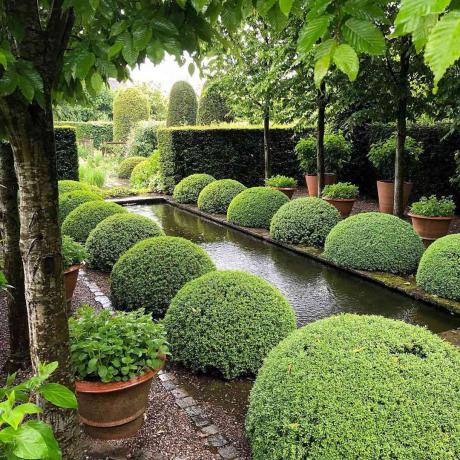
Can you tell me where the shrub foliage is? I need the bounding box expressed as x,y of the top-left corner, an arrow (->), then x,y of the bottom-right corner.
130,151 -> 160,189
164,271 -> 296,379
197,83 -> 231,125
198,179 -> 246,214
166,81 -> 197,127
246,314 -> 460,460
324,212 -> 424,274
55,127 -> 79,180
59,190 -> 103,222
173,173 -> 215,204
126,120 -> 162,157
62,235 -> 87,269
55,121 -> 113,148
117,156 -> 146,179
58,179 -> 98,195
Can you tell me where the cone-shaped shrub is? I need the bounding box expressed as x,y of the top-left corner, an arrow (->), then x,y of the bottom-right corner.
173,173 -> 215,204
270,197 -> 341,247
324,212 -> 424,274
59,190 -> 103,223
164,271 -> 296,379
117,156 -> 146,179
86,213 -> 164,271
416,234 -> 460,301
166,81 -> 197,127
246,314 -> 460,460
197,83 -> 232,125
111,236 -> 215,318
197,179 -> 246,214
227,187 -> 289,229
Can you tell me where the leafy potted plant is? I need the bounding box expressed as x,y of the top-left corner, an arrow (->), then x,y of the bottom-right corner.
295,133 -> 351,197
62,235 -> 87,307
70,306 -> 168,440
368,135 -> 422,214
408,195 -> 456,244
322,182 -> 359,218
265,175 -> 297,199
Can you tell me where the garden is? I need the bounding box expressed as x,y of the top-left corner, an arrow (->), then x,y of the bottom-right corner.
1,1 -> 460,459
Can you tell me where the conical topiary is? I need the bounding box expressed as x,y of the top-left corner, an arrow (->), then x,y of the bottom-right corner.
166,81 -> 197,127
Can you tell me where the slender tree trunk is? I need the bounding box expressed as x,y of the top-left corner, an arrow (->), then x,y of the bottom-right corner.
0,143 -> 30,372
0,96 -> 81,459
263,102 -> 271,180
317,81 -> 327,195
393,37 -> 410,217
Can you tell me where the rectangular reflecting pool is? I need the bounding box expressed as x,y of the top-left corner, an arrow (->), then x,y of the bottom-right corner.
128,203 -> 460,333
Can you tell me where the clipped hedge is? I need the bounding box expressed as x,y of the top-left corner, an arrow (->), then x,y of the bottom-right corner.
118,156 -> 146,179
62,201 -> 127,243
164,270 -> 296,379
55,121 -> 113,148
111,236 -> 215,318
246,314 -> 460,460
173,173 -> 215,204
86,213 -> 164,271
55,127 -> 79,180
324,212 -> 424,274
130,151 -> 160,189
227,187 -> 289,229
166,81 -> 197,127
416,234 -> 460,301
58,180 -> 98,195
59,190 -> 103,223
198,179 -> 246,214
197,83 -> 232,125
270,197 -> 341,247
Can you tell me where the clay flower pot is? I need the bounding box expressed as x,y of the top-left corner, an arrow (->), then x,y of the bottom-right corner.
408,213 -> 454,246
305,173 -> 336,197
64,264 -> 81,307
323,198 -> 356,218
376,180 -> 413,214
76,360 -> 165,440
270,186 -> 297,199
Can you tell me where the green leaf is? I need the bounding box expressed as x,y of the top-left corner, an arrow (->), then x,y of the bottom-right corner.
108,42 -> 123,58
12,425 -> 48,459
313,39 -> 336,87
133,27 -> 153,51
110,20 -> 128,37
146,40 -> 165,64
0,69 -> 18,96
342,18 -> 385,55
17,75 -> 34,102
188,62 -> 195,76
25,421 -> 61,460
298,16 -> 330,55
396,0 -> 451,26
0,49 -> 8,69
333,43 -> 359,81
120,32 -> 139,66
90,72 -> 103,92
151,17 -> 178,35
412,14 -> 438,52
425,10 -> 460,92
74,49 -> 96,80
279,0 -> 294,15
39,383 -> 77,409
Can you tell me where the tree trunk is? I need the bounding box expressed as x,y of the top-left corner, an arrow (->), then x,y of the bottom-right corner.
263,103 -> 271,180
0,142 -> 30,372
0,97 -> 81,459
393,37 -> 410,217
316,81 -> 327,195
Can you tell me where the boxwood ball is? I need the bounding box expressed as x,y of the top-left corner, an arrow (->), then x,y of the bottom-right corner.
198,179 -> 247,214
59,190 -> 103,223
173,173 -> 215,204
164,270 -> 296,379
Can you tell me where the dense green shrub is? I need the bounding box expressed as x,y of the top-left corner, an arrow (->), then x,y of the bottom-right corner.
86,213 -> 164,271
117,156 -> 146,179
126,120 -> 162,157
173,173 -> 215,204
166,81 -> 197,127
58,180 -> 98,195
130,151 -> 160,189
113,87 -> 150,141
197,179 -> 246,214
322,181 -> 359,199
197,83 -> 232,125
62,201 -> 127,243
55,121 -> 113,147
164,271 -> 296,379
264,175 -> 297,187
55,127 -> 79,180
227,187 -> 289,229
246,314 -> 460,460
270,198 -> 341,247
62,235 -> 87,269
324,212 -> 424,274
409,195 -> 456,217
102,186 -> 139,198
111,236 -> 215,317
59,190 -> 103,222
416,234 -> 460,301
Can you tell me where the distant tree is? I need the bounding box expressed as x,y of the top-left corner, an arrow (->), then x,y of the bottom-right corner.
197,81 -> 232,124
166,81 -> 197,126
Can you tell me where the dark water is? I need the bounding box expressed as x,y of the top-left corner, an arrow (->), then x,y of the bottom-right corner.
128,203 -> 460,333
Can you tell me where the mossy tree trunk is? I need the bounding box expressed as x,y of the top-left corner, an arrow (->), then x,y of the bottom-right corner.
263,102 -> 271,180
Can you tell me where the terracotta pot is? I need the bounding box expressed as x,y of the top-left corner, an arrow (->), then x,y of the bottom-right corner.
76,361 -> 164,440
64,264 -> 81,307
305,173 -> 336,197
408,213 -> 453,245
270,186 -> 297,199
376,180 -> 413,214
323,198 -> 356,218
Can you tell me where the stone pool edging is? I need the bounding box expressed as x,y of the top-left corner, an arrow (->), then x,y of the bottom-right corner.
108,193 -> 460,317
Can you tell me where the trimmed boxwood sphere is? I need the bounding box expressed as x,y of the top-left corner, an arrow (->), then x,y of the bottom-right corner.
270,197 -> 341,247
117,156 -> 146,179
416,234 -> 460,301
59,190 -> 103,223
173,173 -> 215,204
324,212 -> 424,274
227,187 -> 289,229
198,179 -> 247,214
85,213 -> 164,271
62,201 -> 127,243
111,236 -> 215,318
246,314 -> 460,459
164,271 -> 296,379
58,180 -> 95,195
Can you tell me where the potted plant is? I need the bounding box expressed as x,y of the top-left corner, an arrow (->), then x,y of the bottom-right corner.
265,175 -> 297,199
70,305 -> 168,440
368,135 -> 422,214
295,132 -> 351,197
408,195 -> 456,245
322,182 -> 359,218
62,235 -> 87,307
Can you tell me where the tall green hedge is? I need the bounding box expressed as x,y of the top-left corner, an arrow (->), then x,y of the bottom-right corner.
166,81 -> 197,127
55,121 -> 113,148
197,83 -> 232,125
113,87 -> 150,141
55,127 -> 78,180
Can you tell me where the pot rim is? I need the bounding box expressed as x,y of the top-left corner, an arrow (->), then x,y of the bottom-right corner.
377,179 -> 413,185
270,186 -> 297,191
323,197 -> 356,202
64,263 -> 82,275
305,173 -> 336,177
408,213 -> 455,221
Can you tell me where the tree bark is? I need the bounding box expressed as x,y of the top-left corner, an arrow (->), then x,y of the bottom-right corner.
0,143 -> 30,372
263,102 -> 271,180
393,37 -> 411,217
316,80 -> 327,195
